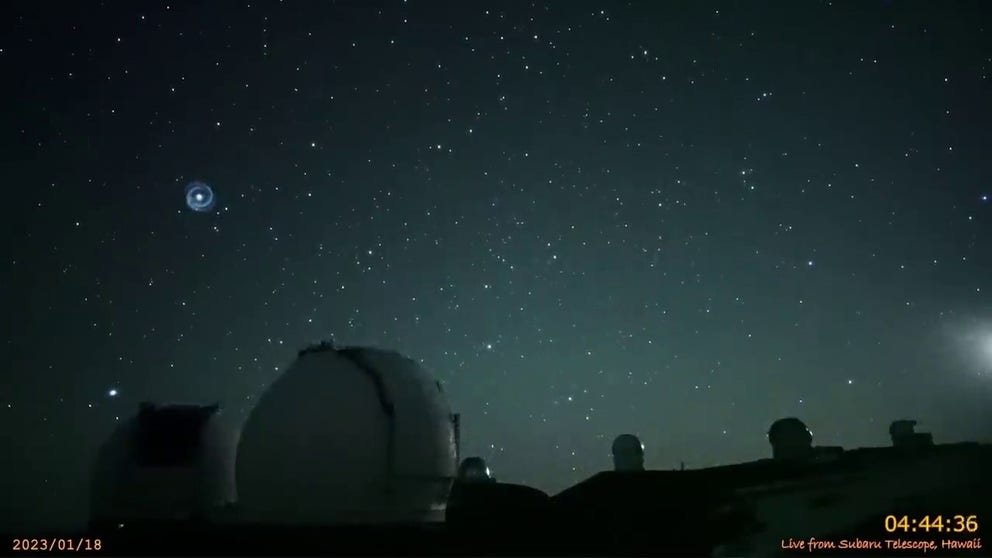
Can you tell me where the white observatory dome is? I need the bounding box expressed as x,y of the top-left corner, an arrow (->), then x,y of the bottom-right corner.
236,342 -> 459,525
89,403 -> 238,527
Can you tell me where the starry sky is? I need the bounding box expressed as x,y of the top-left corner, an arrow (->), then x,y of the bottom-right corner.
2,0 -> 992,531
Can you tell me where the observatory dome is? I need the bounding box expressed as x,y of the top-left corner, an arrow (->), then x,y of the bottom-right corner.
89,403 -> 238,528
611,434 -> 645,472
236,342 -> 458,524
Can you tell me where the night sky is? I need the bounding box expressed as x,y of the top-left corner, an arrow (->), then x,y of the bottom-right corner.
3,0 -> 992,531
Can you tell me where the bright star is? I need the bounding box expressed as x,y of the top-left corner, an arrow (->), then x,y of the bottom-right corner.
107,389 -> 118,397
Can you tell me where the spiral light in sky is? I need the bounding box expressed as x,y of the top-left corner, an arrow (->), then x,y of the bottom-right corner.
185,181 -> 215,213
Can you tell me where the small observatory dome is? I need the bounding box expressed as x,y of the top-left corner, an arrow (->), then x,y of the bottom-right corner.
611,434 -> 645,472
89,402 -> 238,528
768,417 -> 813,460
236,341 -> 458,525
457,456 -> 495,483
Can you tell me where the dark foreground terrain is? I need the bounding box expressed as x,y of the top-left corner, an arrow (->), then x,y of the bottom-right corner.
7,519 -> 987,557
10,443 -> 991,556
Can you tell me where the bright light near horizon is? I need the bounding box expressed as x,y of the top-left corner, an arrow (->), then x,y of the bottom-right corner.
950,322 -> 992,381
983,333 -> 992,362
937,319 -> 992,383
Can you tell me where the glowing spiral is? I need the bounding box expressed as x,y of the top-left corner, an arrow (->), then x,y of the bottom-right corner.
185,181 -> 216,212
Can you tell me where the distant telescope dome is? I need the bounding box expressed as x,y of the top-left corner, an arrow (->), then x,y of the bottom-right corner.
889,419 -> 917,439
611,434 -> 645,472
889,419 -> 933,448
89,403 -> 238,528
768,417 -> 813,460
457,457 -> 494,482
236,342 -> 458,524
